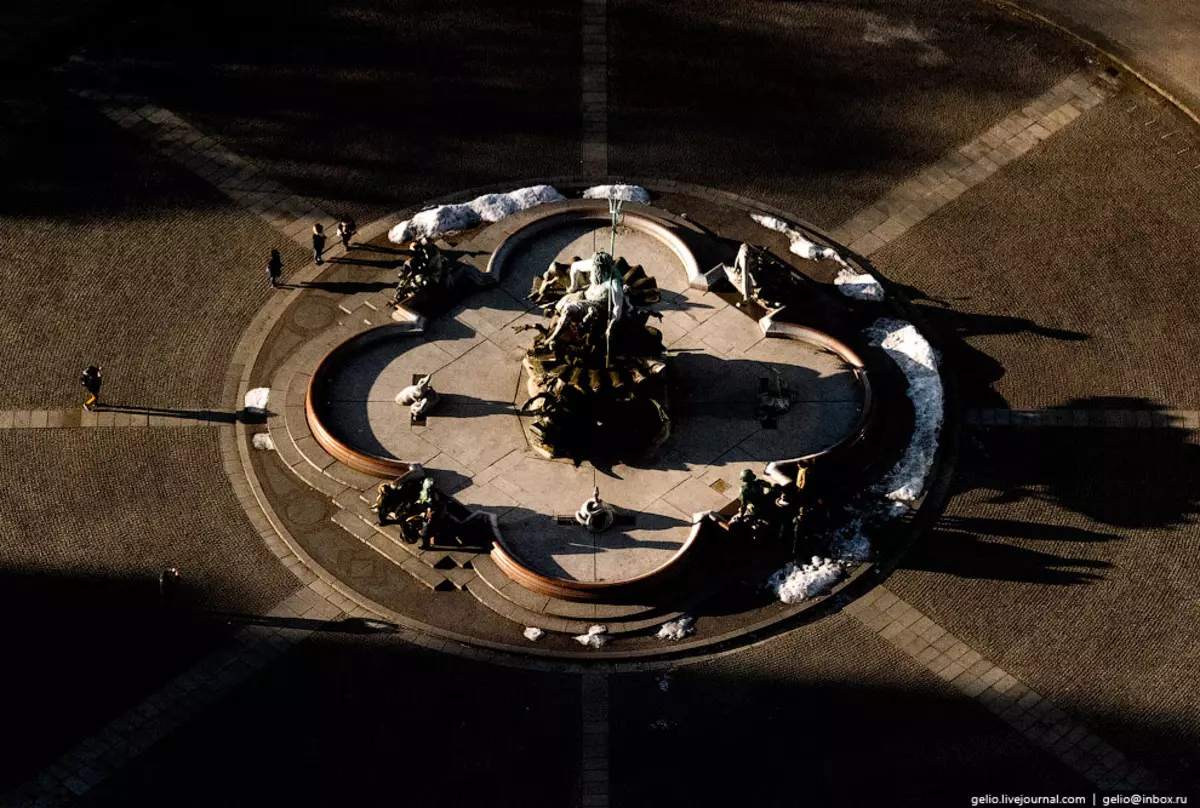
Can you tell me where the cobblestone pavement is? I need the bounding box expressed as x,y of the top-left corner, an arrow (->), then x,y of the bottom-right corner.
70,636 -> 583,808
0,428 -> 297,792
73,0 -> 585,223
0,589 -> 342,808
0,84 -> 309,411
608,0 -> 1086,229
886,422 -> 1200,784
611,613 -> 1094,806
3,0 -> 1200,804
871,86 -> 1200,411
1010,0 -> 1200,117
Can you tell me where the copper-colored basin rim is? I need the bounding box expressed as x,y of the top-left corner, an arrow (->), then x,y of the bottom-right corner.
305,326 -> 420,479
757,317 -> 878,485
304,216 -> 880,602
486,204 -> 703,288
489,517 -> 708,602
489,320 -> 879,601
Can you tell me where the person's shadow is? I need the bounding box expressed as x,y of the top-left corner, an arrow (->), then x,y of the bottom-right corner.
98,403 -> 247,424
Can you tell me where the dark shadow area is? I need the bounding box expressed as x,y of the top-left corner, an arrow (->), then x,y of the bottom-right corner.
3,599 -> 1192,806
610,657 -> 1200,805
905,527 -> 1112,584
99,403 -> 245,424
936,515 -> 1121,543
956,397 -> 1200,530
63,632 -> 585,808
0,568 -> 234,793
900,397 -> 1200,586
852,276 -> 1091,410
607,0 -> 1085,226
298,279 -> 392,295
496,506 -> 688,581
46,0 -> 583,220
352,243 -> 408,257
203,611 -> 399,634
910,300 -> 1089,409
431,394 -> 516,418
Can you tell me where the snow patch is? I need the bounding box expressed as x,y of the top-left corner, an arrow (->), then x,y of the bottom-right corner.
574,624 -> 612,648
582,184 -> 651,204
769,557 -> 845,603
866,318 -> 944,506
834,267 -> 885,301
655,616 -> 695,642
388,185 -> 565,243
749,213 -> 793,235
523,627 -> 546,642
828,514 -> 873,562
863,15 -> 949,67
749,213 -> 853,269
244,387 -> 269,413
251,433 -> 275,452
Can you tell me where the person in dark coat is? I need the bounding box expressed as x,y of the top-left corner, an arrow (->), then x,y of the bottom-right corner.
312,223 -> 327,265
267,249 -> 283,288
81,365 -> 102,410
336,219 -> 355,250
159,567 -> 181,608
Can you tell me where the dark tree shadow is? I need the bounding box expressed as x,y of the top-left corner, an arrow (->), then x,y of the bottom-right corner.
901,396 -> 1200,585
956,397 -> 1200,530
903,527 -> 1111,585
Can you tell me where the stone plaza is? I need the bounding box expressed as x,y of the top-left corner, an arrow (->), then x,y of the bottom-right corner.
2,1 -> 1199,805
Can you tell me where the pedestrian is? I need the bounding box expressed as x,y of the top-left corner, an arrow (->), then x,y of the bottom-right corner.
312,223 -> 326,265
336,219 -> 355,250
80,365 -> 102,411
267,248 -> 283,288
159,567 -> 181,607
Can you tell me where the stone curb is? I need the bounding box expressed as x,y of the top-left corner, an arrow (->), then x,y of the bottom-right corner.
986,0 -> 1200,130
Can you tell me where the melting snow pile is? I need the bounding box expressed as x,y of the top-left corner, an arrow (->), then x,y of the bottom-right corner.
582,184 -> 651,204
769,557 -> 845,603
766,316 -> 943,600
523,627 -> 546,642
834,267 -> 885,301
866,318 -> 944,507
244,387 -> 270,413
750,213 -> 852,268
827,514 -> 872,562
574,625 -> 612,648
251,433 -> 275,452
388,185 -> 565,243
655,616 -> 695,642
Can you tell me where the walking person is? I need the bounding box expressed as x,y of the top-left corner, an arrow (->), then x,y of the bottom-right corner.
312,223 -> 327,265
159,567 -> 182,610
80,365 -> 102,411
336,219 -> 355,251
267,248 -> 283,288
